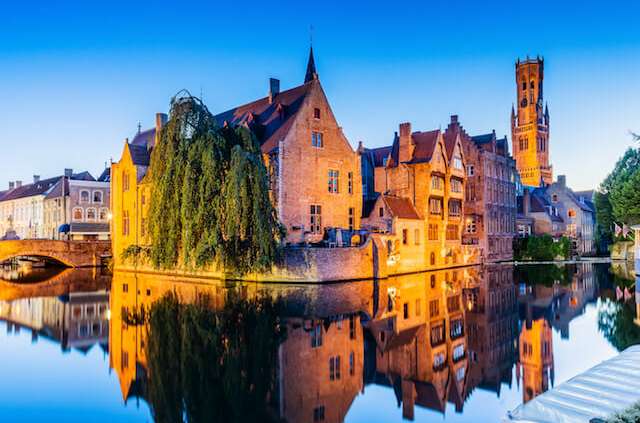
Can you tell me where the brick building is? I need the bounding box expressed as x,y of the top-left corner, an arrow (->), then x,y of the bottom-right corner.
511,57 -> 552,187
361,122 -> 469,270
214,47 -> 362,244
444,116 -> 517,262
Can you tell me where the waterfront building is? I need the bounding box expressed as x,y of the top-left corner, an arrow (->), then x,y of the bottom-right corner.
0,170 -> 107,240
361,122 -> 469,270
111,49 -> 363,267
517,176 -> 595,255
213,48 -> 362,244
511,57 -> 552,187
517,318 -> 554,404
444,115 -> 517,262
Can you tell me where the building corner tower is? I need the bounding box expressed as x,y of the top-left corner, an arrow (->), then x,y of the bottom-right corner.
511,57 -> 552,187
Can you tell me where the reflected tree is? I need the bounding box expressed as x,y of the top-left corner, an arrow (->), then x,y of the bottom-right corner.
598,298 -> 640,352
145,291 -> 286,423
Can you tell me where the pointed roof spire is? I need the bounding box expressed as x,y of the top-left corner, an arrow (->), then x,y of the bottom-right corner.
304,46 -> 318,83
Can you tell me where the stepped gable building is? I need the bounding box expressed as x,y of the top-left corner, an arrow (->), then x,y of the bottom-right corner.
214,47 -> 362,244
511,57 -> 551,187
361,121 -> 469,271
444,115 -> 517,262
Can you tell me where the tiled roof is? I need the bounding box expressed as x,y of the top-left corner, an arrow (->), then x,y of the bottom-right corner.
214,82 -> 314,154
471,133 -> 494,144
369,146 -> 392,167
130,128 -> 156,148
382,195 -> 421,219
409,130 -> 440,164
0,190 -> 8,201
2,172 -> 96,202
97,167 -> 111,182
44,179 -> 68,199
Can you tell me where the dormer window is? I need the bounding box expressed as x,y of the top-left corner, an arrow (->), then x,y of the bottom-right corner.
552,194 -> 558,202
453,156 -> 463,170
314,108 -> 321,119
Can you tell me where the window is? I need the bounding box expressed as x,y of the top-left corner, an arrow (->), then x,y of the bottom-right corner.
453,156 -> 463,170
414,229 -> 420,245
450,178 -> 463,193
328,170 -> 339,193
467,165 -> 474,176
447,296 -> 460,312
430,252 -> 436,266
415,299 -> 421,316
431,175 -> 444,190
93,191 -> 103,203
429,299 -> 439,318
430,274 -> 436,287
80,190 -> 90,203
311,323 -> 323,348
379,207 -> 384,217
86,207 -> 97,221
122,210 -> 129,236
349,352 -> 355,375
314,107 -> 321,119
448,200 -> 461,217
431,324 -> 445,347
348,172 -> 353,194
99,208 -> 109,221
446,224 -> 459,240
429,198 -> 443,216
428,224 -> 438,241
522,81 -> 527,91
72,207 -> 83,221
552,194 -> 558,202
403,302 -> 409,319
450,318 -> 464,339
348,207 -> 355,231
329,356 -> 341,381
465,216 -> 477,233
122,171 -> 130,192
312,131 -> 324,148
568,208 -> 576,218
530,80 -> 535,89
402,229 -> 408,245
313,406 -> 325,422
349,315 -> 356,339
310,205 -> 322,233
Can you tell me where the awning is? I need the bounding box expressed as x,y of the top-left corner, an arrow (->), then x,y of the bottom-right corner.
58,224 -> 70,233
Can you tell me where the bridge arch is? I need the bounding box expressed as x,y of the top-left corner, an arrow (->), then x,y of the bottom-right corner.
0,240 -> 111,268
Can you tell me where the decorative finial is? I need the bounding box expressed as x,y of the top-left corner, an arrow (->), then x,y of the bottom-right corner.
137,122 -> 142,134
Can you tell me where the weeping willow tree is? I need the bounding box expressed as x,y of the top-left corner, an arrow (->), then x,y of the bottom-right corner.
146,92 -> 284,275
145,291 -> 286,423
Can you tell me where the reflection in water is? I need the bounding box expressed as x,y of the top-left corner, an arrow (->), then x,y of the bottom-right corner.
1,262 -> 639,422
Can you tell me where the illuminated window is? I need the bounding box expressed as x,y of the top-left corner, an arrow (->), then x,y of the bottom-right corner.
568,209 -> 576,218
428,224 -> 438,240
429,198 -> 443,216
72,207 -> 83,221
414,229 -> 420,245
328,170 -> 339,193
431,175 -> 444,190
453,157 -> 463,170
86,207 -> 97,221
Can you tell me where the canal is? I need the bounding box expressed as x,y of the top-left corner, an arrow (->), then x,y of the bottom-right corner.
0,262 -> 638,422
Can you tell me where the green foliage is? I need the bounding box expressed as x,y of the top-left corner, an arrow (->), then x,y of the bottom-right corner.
146,93 -> 284,275
144,291 -> 286,423
607,401 -> 640,423
598,298 -> 640,352
513,235 -> 571,261
120,244 -> 150,264
514,263 -> 573,286
594,191 -> 614,254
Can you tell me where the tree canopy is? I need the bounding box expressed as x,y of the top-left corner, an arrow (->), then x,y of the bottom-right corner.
146,93 -> 284,275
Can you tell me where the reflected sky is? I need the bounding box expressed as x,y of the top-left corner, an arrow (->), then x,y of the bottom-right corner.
0,262 -> 637,422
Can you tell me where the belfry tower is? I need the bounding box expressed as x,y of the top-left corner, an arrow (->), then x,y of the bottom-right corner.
511,57 -> 552,186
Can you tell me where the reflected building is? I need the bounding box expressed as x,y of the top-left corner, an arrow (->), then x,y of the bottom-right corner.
517,318 -> 554,403
463,264 -> 518,397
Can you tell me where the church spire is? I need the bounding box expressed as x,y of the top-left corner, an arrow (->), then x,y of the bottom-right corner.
304,46 -> 318,83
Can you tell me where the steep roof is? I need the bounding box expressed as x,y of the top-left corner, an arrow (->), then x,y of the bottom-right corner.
214,82 -> 314,154
97,167 -> 111,182
130,128 -> 156,147
304,46 -> 318,84
128,143 -> 152,166
382,195 -> 421,219
409,130 -> 440,164
368,146 -> 392,167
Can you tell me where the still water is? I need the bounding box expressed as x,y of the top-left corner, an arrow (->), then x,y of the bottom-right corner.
0,262 -> 638,422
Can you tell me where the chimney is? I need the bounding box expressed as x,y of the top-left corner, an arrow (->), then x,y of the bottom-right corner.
16,180 -> 22,188
450,115 -> 459,124
155,113 -> 168,132
8,182 -> 14,190
33,175 -> 40,183
557,175 -> 566,188
268,78 -> 280,104
398,122 -> 413,164
64,168 -> 73,178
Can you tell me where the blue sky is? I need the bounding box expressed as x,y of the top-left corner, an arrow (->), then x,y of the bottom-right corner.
1,0 -> 639,191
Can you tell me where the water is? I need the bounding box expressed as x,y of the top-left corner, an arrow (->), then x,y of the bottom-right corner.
0,262 -> 638,422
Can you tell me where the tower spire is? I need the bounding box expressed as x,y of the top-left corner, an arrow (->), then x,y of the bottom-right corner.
304,45 -> 317,83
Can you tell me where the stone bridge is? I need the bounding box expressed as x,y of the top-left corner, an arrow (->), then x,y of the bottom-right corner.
0,240 -> 111,268
0,268 -> 111,302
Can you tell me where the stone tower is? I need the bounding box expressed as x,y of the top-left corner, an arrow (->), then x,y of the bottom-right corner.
511,57 -> 552,187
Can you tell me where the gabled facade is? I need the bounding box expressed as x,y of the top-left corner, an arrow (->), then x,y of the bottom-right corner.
362,120 -> 470,271
444,115 -> 517,262
214,48 -> 362,245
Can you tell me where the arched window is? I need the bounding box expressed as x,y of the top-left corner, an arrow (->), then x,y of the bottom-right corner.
430,252 -> 436,266
73,207 -> 83,221
99,208 -> 109,221
80,190 -> 90,203
93,190 -> 103,203
86,208 -> 97,221
430,274 -> 436,288
521,80 -> 526,91
530,80 -> 535,89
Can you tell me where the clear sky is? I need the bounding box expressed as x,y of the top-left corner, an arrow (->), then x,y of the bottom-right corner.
1,0 -> 639,191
